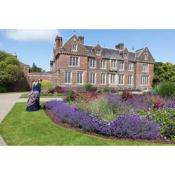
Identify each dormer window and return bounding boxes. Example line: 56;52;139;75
72;44;77;51
96;50;101;56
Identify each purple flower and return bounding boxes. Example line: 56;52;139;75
44;100;160;140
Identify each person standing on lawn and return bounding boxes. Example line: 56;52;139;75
26;79;42;112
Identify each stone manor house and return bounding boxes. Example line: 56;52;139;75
22;34;155;91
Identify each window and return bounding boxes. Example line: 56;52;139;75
69;56;79;66
65;71;71;84
119;61;124;70
89;58;96;68
89;72;96;84
109;74;116;84
110;60;117;69
119;74;124;84
100;73;106;84
141;75;149;85
77;72;83;84
100;60;106;69
72;44;77;51
142;63;149;72
128;75;134;85
128;62;134;71
144;52;148;60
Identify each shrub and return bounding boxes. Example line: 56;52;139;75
0;86;6;92
44;100;160;140
41;80;53;92
154;81;175;97
83;83;94;92
121;90;133;101
49;86;65;94
138;108;175;139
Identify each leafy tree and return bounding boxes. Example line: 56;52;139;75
0;51;24;92
30;62;45;72
153;62;175;85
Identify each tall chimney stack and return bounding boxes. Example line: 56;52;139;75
55;35;62;49
115;43;124;50
78;36;84;44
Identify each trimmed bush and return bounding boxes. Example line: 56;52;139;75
154;81;175;97
83;83;94;92
41;80;53;92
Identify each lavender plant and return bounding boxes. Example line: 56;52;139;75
44;100;160;140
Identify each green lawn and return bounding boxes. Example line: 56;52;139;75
20;92;64;98
0;103;172;146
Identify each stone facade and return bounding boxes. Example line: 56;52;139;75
50;35;155;91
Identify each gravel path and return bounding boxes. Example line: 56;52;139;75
0;92;62;146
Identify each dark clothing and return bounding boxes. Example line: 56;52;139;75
26;82;41;112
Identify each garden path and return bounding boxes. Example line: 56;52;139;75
0;92;62;146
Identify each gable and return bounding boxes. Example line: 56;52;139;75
63;35;87;55
136;47;155;63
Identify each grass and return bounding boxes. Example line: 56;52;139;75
20;92;64;98
0;103;172;146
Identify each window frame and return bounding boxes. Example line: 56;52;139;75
77;71;83;84
142;63;149;72
100;73;106;85
89;58;96;68
141;75;149;85
128;62;134;71
100;59;106;69
110;59;117;69
71;44;78;51
118;74;124;85
69;56;79;67
64;71;72;84
128;74;134;85
89;72;96;84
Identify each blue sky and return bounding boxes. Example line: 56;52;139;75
0;29;175;71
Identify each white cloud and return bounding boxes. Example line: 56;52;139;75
5;29;60;42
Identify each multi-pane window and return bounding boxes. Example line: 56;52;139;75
100;73;106;84
89;72;96;84
142;63;149;72
89;58;96;68
100;59;106;69
65;71;71;84
110;60;117;69
109;74;116;84
96;50;101;56
69;56;79;66
77;72;83;84
119;74;124;84
71;44;77;51
141;75;149;85
128;75;134;85
128;62;134;71
119;61;124;70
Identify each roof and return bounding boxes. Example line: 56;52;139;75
84;45;135;60
53;35;154;62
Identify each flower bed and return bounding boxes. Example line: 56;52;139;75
44;100;160;140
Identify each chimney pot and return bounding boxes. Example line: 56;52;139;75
55;35;62;49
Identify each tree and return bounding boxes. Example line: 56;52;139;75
0;51;24;92
30;62;45;72
153;62;175;85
